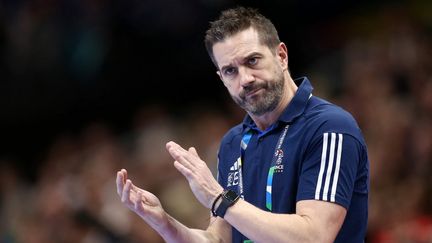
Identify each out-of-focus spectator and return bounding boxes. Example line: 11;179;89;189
1;2;432;243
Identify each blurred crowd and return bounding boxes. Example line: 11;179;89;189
0;104;241;243
308;6;432;242
1;1;432;243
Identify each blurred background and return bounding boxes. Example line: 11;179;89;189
1;0;432;242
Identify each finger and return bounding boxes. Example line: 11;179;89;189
171;143;202;163
132;186;157;206
166;142;196;170
133;192;143;212
116;171;124;196
121;179;133;206
167;141;191;158
134;190;145;214
116;169;129;195
128;181;144;197
173;160;193;179
188;147;201;159
121;169;128;183
166;141;179;150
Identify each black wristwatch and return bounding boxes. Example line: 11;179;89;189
213;189;240;218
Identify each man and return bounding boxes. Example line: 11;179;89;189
116;6;369;243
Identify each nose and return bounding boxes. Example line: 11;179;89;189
238;66;255;87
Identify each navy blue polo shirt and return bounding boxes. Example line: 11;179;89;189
217;77;369;243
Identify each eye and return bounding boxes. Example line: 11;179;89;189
247;57;258;66
223;67;237;76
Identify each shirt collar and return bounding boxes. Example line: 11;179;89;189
242;76;313;133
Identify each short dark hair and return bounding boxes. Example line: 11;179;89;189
204;6;281;67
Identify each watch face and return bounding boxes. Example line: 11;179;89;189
224;190;239;202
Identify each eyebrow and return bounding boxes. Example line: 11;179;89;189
244;52;262;60
219;52;263;71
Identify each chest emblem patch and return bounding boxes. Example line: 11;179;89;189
227;157;240;187
274;149;284;173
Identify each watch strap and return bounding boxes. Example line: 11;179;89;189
215;190;240;218
211;193;223;217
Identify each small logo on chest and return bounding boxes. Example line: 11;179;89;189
227;157;240;187
274;149;284;173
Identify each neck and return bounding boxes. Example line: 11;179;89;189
250;74;297;131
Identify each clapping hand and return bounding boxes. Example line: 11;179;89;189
166;141;223;209
116;169;169;230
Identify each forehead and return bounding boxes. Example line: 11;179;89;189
212;27;270;68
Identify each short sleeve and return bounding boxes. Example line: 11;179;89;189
216;153;225;187
296;132;363;209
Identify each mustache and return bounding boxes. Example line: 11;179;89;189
240;82;268;99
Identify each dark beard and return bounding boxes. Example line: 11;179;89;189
232;72;284;116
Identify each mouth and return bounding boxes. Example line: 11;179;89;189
245;88;263;99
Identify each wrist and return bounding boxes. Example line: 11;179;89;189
212;189;240;218
209;188;224;208
211;193;223;216
158;214;181;242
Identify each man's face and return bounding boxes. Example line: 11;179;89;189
212;27;285;116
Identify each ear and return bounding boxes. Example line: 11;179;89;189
277;42;288;71
216;70;229;87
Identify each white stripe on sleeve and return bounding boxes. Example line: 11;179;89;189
330;134;343;202
315;133;329;200
323;133;337;201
